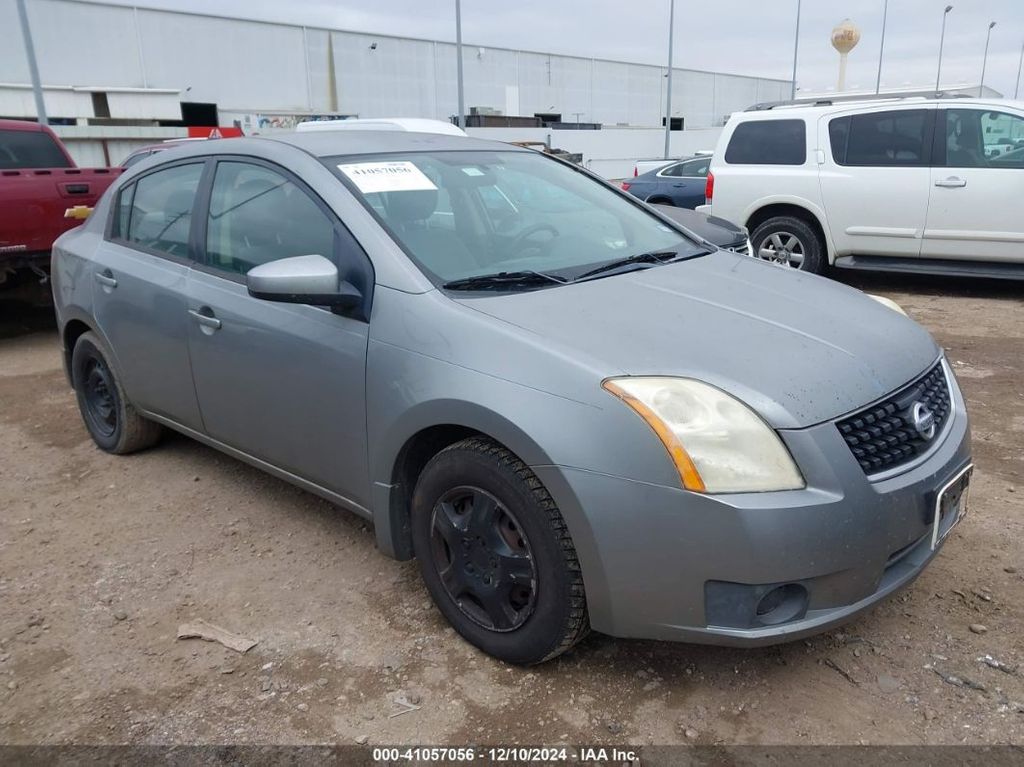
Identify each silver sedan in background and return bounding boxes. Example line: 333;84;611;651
52;131;971;664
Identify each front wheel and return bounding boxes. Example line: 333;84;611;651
411;437;589;664
749;216;826;274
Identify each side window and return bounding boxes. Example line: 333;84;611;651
206;161;335;275
946;109;1024;169
659;163;684;177
828;117;850;164
834;109;929;167
724;120;806;165
680;158;710;177
125;163;203;258
112;183;134;239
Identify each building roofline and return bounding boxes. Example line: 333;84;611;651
54;0;791;86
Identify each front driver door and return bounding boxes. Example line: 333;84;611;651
921;108;1024;263
184;159;371;510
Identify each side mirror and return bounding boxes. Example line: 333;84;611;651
247;255;361;308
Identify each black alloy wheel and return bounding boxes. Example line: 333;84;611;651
430;486;537;632
81;356;118;439
411;437;589;665
71;331;162;454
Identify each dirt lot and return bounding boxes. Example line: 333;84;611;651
1;271;1022;747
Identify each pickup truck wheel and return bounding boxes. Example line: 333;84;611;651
411;437;589;665
71;332;162;454
750;216;825;274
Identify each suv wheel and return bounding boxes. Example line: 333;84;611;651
411;437;589;664
750;216;825;274
71;331;162;454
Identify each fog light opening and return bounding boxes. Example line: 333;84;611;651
755;584;807;626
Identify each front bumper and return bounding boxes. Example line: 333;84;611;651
533;368;972;646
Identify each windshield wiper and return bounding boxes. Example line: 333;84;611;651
442;270;569;291
572;250;681;282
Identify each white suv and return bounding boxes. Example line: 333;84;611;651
699;97;1024;277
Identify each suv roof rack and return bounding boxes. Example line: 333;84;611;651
745;91;973;111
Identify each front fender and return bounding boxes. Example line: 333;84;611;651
367;388;617;631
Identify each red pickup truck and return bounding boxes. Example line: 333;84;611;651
0;119;121;304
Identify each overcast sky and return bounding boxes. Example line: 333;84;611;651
101;0;1024;98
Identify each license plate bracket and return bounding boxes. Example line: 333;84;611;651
932;464;972;550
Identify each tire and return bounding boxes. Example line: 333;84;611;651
646;196;673;206
71;331;162;454
411;437;589;665
750;215;826;274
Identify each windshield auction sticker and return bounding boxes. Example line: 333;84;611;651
338;161;438;194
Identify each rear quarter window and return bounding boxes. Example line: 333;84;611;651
724;119;806;165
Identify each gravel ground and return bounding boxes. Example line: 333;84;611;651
0;270;1022;746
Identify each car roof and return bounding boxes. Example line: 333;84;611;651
0;118;47;133
267;129;525;158
737;96;1021;119
294;117;467;136
141;130;530;164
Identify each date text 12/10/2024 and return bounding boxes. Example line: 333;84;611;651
371;746;639;762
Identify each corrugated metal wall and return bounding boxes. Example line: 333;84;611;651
0;0;790;128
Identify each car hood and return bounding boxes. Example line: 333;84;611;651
455;250;939;429
653;204;744;247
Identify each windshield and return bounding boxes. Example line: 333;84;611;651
326;150;705;286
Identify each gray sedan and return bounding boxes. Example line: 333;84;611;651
52;131;972;665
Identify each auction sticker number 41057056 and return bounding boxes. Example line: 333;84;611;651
338;161;438;194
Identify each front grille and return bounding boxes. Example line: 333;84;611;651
836;362;952;476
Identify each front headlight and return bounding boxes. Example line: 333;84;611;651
867;294;908;316
603;377;805;493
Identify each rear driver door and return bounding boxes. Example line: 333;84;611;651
656;157;710;208
817;106;935;259
91;161;206;430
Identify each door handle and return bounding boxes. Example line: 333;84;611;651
935;177;967;188
94;271;117;289
188;308;222;331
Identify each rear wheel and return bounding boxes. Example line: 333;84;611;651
71;331;162;454
411;437;588;664
750;215;825;274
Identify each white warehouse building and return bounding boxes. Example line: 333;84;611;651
1;0;791;175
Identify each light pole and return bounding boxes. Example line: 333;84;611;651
980;21;996;92
15;0;47;125
790;0;801;99
455;0;465;130
935;5;953;93
1016;40;1024;99
663;0;675;160
875;0;889;94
